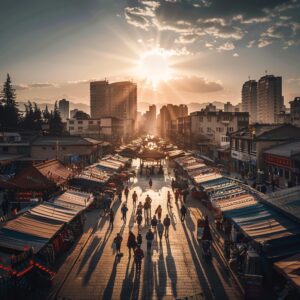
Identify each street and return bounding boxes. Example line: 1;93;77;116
50;160;242;300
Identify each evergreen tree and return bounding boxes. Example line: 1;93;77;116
33;102;42;131
43;105;50;122
0;74;19;130
49;101;63;135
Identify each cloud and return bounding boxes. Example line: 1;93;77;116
13;83;57;90
161;76;223;94
124;0;300;51
217;41;235;51
13;84;29;91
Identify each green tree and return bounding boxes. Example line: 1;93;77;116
49;101;63;135
0;74;19;130
43;105;50;122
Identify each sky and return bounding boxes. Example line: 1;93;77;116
0;0;300;107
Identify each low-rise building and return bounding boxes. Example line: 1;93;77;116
67;117;124;142
264;141;300;187
230;124;300;177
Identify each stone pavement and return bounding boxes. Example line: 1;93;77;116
51;161;242;300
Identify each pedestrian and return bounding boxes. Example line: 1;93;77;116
183;189;189;203
117;188;122;202
137;233;143;247
157;220;164;242
175;189;180;203
114;233;123;255
109;209;115;229
155;205;162;220
132;190;138;206
171;178;175;192
121;203;128;223
146;229;154;254
151;215;158;233
180;204;187;222
136;213;143;230
124;186;129;201
144;194;152;222
127;231;137;257
163;214;171;238
167;191;172;208
149;177;152;188
136;201;143;216
134;245;144;273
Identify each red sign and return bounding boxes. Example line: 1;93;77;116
265;154;291;169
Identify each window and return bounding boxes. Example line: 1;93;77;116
207;127;211;133
69;120;74;125
78;120;83;124
62;146;67;150
69;126;74;130
207;116;211;122
199;127;203;133
199;117;203;122
2;146;8;152
89;121;93;125
78;126;83;131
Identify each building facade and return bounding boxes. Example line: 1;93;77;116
90;80;110;119
257;75;283;124
58;99;70;122
290;97;300;127
242;80;257;123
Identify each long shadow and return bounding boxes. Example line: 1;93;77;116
82;226;112;285
165;239;177;298
155;247;167;299
142;253;154;300
120;259;135;300
182;218;232;300
102;260;118;300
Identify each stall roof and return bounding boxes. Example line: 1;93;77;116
0;228;48;253
185;163;206;171
274;253;300;291
52;190;94;211
223;201;300;243
28;202;79;223
3;213;64;239
97;160;120;171
199;175;229;187
194;173;223;185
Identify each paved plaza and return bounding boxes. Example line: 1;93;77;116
50;161;242;300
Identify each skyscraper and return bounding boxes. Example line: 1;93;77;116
242;80;257;123
58;99;69;122
90;80;137;122
257;75;283;123
90;80;110;118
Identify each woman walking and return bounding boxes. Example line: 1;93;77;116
127;231;137;258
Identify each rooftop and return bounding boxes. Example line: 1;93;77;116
32;136;102;146
264;141;300;157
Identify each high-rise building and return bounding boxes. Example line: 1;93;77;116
90;80;137;122
90;80;110;118
242;80;257;123
290;97;300;127
257;75;283;123
109;81;137;121
58;99;69;122
224;102;234;112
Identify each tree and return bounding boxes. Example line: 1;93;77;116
49;101;64;136
43;105;50;122
0;74;19;130
73;110;90;120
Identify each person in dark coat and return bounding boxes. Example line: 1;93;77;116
146;229;154;254
201;216;212;241
114;233;123;255
180;204;187;222
127;231;137;257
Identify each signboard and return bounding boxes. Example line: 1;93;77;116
265;154;291;169
231;150;256;163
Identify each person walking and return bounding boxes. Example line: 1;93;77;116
155;205;162;220
136;201;143;216
124;186;129;201
151;215;158;233
137;233;143;247
109;209;115;230
132;190;138;207
175;189;180;203
167;191;172;209
117;188;122;202
146;229;154;254
157;220;164;242
145;195;152;222
180;204;187;222
134;245;144;273
149;177;153;189
114;233;123;255
136;213;143;230
121;203;128;223
171;178;175;192
127;231;137;258
163;214;171;238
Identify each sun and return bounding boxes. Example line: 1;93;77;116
137;48;172;88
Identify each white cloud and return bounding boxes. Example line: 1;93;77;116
217;41;235;51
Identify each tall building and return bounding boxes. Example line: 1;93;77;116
90;80;137;122
109;81;137;121
142;105;157;134
90;80;110;118
224;102;234;112
257;75;283;124
290;97;300;127
58;99;69;122
242;80;257;123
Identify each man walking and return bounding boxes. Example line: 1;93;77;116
113;233;123;256
180;204;187;222
109;209;115;230
163;214;171;238
121;203;128;223
146;229;154;254
132;190;138;207
157;220;164;242
151;215;158;233
124;186;129;201
134;245;144;273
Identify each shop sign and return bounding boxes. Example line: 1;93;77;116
231;150;256;163
265;154;291;169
